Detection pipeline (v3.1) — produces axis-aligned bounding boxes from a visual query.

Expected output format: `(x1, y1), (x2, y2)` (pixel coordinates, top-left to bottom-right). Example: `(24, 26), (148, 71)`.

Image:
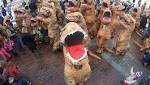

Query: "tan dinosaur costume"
(141, 38), (150, 53)
(80, 0), (97, 38)
(43, 0), (64, 25)
(116, 14), (136, 55)
(96, 4), (113, 54)
(65, 12), (88, 32)
(134, 37), (150, 53)
(22, 9), (32, 33)
(13, 7), (25, 30)
(61, 22), (91, 85)
(36, 2), (60, 51)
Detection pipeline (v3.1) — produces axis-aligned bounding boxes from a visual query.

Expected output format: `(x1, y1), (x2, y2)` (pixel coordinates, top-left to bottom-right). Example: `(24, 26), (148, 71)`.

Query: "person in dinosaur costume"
(13, 7), (25, 31)
(65, 12), (101, 60)
(61, 22), (91, 85)
(36, 3), (60, 51)
(110, 4), (126, 38)
(131, 8), (140, 32)
(80, 0), (97, 38)
(135, 37), (150, 53)
(30, 17), (39, 34)
(22, 6), (32, 33)
(110, 4), (126, 28)
(115, 14), (136, 55)
(64, 0), (86, 30)
(42, 0), (64, 26)
(65, 12), (88, 32)
(64, 0), (83, 26)
(96, 2), (114, 54)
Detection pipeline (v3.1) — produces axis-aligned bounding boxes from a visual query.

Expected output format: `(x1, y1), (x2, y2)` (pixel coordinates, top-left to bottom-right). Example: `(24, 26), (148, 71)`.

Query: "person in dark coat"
(22, 33), (37, 53)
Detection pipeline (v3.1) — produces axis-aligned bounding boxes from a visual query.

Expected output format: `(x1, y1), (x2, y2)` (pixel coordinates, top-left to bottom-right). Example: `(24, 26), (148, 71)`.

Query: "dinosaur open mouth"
(103, 11), (111, 18)
(102, 10), (112, 22)
(65, 31), (84, 46)
(119, 16), (128, 25)
(61, 26), (87, 44)
(64, 31), (87, 62)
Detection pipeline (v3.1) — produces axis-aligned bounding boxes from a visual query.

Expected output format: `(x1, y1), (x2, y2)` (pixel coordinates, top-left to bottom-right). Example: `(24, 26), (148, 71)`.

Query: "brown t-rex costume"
(80, 0), (97, 38)
(134, 37), (150, 53)
(115, 14), (136, 55)
(61, 22), (91, 85)
(22, 10), (32, 33)
(96, 3), (113, 54)
(65, 12), (88, 33)
(13, 7), (25, 31)
(36, 2), (60, 51)
(43, 0), (64, 25)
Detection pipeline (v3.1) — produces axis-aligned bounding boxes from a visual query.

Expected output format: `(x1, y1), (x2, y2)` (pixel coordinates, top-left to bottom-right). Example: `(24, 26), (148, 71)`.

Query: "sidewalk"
(99, 33), (150, 84)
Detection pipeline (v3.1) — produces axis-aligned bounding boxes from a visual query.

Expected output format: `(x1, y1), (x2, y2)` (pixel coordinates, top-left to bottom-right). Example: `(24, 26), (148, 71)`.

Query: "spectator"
(3, 63), (20, 84)
(4, 17), (23, 52)
(2, 7), (7, 17)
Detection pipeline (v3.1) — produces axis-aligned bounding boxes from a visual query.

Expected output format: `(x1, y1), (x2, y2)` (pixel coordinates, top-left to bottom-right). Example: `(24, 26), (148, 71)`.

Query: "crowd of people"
(0, 0), (149, 85)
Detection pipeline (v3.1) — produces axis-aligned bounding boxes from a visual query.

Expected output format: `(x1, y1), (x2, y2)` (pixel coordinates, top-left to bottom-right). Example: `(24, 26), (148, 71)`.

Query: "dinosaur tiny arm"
(88, 50), (101, 60)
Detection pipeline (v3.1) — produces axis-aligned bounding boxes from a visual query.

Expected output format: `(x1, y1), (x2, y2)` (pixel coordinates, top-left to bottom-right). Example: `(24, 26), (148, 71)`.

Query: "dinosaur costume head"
(30, 17), (38, 27)
(65, 12), (87, 31)
(111, 4), (125, 16)
(99, 2), (113, 25)
(61, 22), (87, 44)
(119, 14), (136, 29)
(100, 8), (112, 25)
(61, 22), (88, 63)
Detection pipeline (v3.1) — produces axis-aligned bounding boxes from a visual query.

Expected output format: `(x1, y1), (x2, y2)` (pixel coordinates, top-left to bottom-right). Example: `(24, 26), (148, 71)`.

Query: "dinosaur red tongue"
(66, 44), (85, 60)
